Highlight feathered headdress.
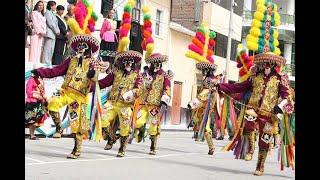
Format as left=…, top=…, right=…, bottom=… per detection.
left=141, top=6, right=154, bottom=59
left=117, top=0, right=136, bottom=53
left=185, top=22, right=216, bottom=64
left=246, top=0, right=281, bottom=55
left=67, top=0, right=98, bottom=35
left=235, top=44, right=254, bottom=82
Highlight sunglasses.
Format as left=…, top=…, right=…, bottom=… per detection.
left=77, top=42, right=89, bottom=51
left=123, top=58, right=134, bottom=64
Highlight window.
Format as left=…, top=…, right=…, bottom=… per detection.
left=213, top=32, right=240, bottom=60
left=155, top=10, right=162, bottom=36
left=101, top=0, right=113, bottom=18
left=132, top=0, right=141, bottom=22
left=214, top=32, right=227, bottom=58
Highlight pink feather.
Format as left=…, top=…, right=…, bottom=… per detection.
left=146, top=37, right=154, bottom=44
left=119, top=27, right=129, bottom=37
left=145, top=27, right=152, bottom=34
left=123, top=18, right=131, bottom=24
left=195, top=34, right=205, bottom=44
left=206, top=55, right=214, bottom=63
left=243, top=56, right=250, bottom=63
left=188, top=44, right=204, bottom=55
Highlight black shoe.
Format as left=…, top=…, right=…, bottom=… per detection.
left=216, top=136, right=224, bottom=140
left=228, top=136, right=234, bottom=141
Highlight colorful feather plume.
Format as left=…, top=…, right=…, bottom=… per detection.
left=235, top=44, right=254, bottom=82
left=141, top=6, right=154, bottom=59
left=185, top=22, right=216, bottom=63
left=117, top=0, right=136, bottom=53
left=67, top=0, right=97, bottom=35
left=246, top=0, right=281, bottom=55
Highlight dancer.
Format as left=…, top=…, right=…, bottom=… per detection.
left=185, top=22, right=221, bottom=155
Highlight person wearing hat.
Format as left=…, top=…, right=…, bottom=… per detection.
left=185, top=22, right=221, bottom=156
left=134, top=53, right=173, bottom=155
left=95, top=50, right=143, bottom=157
left=214, top=52, right=290, bottom=175
left=30, top=34, right=100, bottom=159
left=95, top=0, right=143, bottom=158
left=187, top=62, right=222, bottom=155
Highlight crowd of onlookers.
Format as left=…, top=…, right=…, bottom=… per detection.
left=25, top=0, right=119, bottom=67
left=25, top=0, right=75, bottom=66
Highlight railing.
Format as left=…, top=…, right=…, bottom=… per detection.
left=284, top=64, right=295, bottom=77
left=242, top=10, right=295, bottom=25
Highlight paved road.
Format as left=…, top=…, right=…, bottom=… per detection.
left=25, top=132, right=294, bottom=180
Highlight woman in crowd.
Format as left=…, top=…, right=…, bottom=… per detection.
left=29, top=0, right=46, bottom=64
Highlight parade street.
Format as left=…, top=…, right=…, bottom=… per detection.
left=25, top=131, right=294, bottom=180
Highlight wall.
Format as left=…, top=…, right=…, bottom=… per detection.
left=170, top=0, right=201, bottom=31
left=169, top=29, right=197, bottom=108
left=202, top=2, right=243, bottom=41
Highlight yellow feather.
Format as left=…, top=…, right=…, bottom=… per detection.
left=257, top=4, right=267, bottom=13
left=247, top=41, right=258, bottom=51
left=273, top=29, right=279, bottom=38
left=250, top=27, right=261, bottom=37
left=128, top=0, right=136, bottom=8
left=274, top=47, right=281, bottom=55
left=256, top=0, right=265, bottom=6
left=142, top=6, right=149, bottom=13
left=67, top=18, right=84, bottom=35
left=254, top=11, right=264, bottom=21
left=273, top=39, right=279, bottom=46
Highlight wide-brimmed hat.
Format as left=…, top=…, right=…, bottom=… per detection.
left=145, top=53, right=168, bottom=64
left=70, top=34, right=100, bottom=54
left=196, top=62, right=218, bottom=71
left=115, top=50, right=143, bottom=63
left=254, top=52, right=286, bottom=67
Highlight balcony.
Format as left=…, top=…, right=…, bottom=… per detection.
left=242, top=10, right=295, bottom=26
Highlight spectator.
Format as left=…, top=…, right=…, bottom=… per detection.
left=63, top=4, right=75, bottom=21
left=63, top=3, right=75, bottom=59
left=52, top=5, right=69, bottom=65
left=29, top=1, right=46, bottom=64
left=100, top=9, right=118, bottom=64
left=25, top=0, right=32, bottom=47
left=25, top=64, right=48, bottom=140
left=41, top=1, right=60, bottom=65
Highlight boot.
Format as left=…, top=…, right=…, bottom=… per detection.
left=116, top=136, right=130, bottom=157
left=137, top=126, right=145, bottom=143
left=49, top=111, right=63, bottom=138
left=104, top=126, right=118, bottom=150
left=193, top=131, right=198, bottom=140
left=204, top=131, right=215, bottom=155
left=102, top=127, right=108, bottom=141
left=254, top=147, right=269, bottom=176
left=149, top=135, right=158, bottom=155
left=67, top=133, right=83, bottom=159
left=244, top=131, right=255, bottom=161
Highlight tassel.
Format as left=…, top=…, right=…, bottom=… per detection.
left=197, top=90, right=213, bottom=141
left=129, top=97, right=141, bottom=144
